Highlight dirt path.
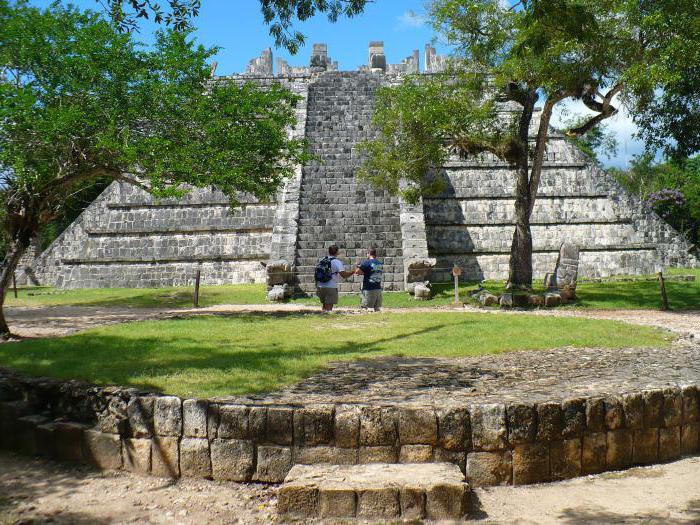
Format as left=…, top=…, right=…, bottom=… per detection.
left=1, top=451, right=699, bottom=524
left=4, top=303, right=699, bottom=340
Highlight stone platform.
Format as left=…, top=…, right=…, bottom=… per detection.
left=1, top=342, right=699, bottom=493
left=278, top=463, right=468, bottom=520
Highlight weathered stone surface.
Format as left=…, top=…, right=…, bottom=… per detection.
left=471, top=404, right=507, bottom=451
left=437, top=407, right=470, bottom=451
left=266, top=407, right=294, bottom=445
left=207, top=403, right=220, bottom=439
left=248, top=406, right=267, bottom=442
left=643, top=390, right=664, bottom=428
left=658, top=426, right=681, bottom=462
left=604, top=397, right=625, bottom=430
left=606, top=429, right=633, bottom=469
left=633, top=428, right=658, bottom=464
left=398, top=406, right=437, bottom=445
left=127, top=396, right=154, bottom=438
left=426, top=482, right=468, bottom=520
left=279, top=463, right=467, bottom=520
left=35, top=422, right=57, bottom=458
left=210, top=439, right=254, bottom=481
left=544, top=292, right=562, bottom=307
left=586, top=397, right=606, bottom=432
left=479, top=292, right=499, bottom=306
left=466, top=451, right=512, bottom=486
left=434, top=448, right=466, bottom=473
left=335, top=404, right=360, bottom=448
left=623, top=392, right=644, bottom=430
left=582, top=432, right=607, bottom=474
left=399, top=444, right=433, bottom=463
left=294, top=404, right=334, bottom=446
left=562, top=398, right=586, bottom=437
left=359, top=406, right=397, bottom=446
left=294, top=446, right=357, bottom=465
left=681, top=385, right=699, bottom=423
left=55, top=421, right=90, bottom=463
left=507, top=403, right=537, bottom=444
left=267, top=284, right=289, bottom=302
left=122, top=437, right=151, bottom=474
left=536, top=402, right=563, bottom=441
left=180, top=437, right=211, bottom=478
left=400, top=487, right=425, bottom=520
left=255, top=445, right=292, bottom=483
left=358, top=488, right=400, bottom=519
left=662, top=388, right=682, bottom=427
left=550, top=438, right=582, bottom=480
left=84, top=430, right=122, bottom=470
left=151, top=436, right=179, bottom=478
left=358, top=446, right=397, bottom=464
left=278, top=484, right=319, bottom=518
left=681, top=423, right=699, bottom=454
left=182, top=399, right=208, bottom=438
left=16, top=415, right=48, bottom=456
left=513, top=442, right=550, bottom=484
left=153, top=396, right=182, bottom=437
left=319, top=487, right=356, bottom=518
left=217, top=405, right=249, bottom=439
left=499, top=293, right=513, bottom=307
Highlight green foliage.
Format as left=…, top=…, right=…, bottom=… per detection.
left=102, top=0, right=369, bottom=54
left=0, top=313, right=670, bottom=396
left=562, top=117, right=618, bottom=165
left=358, top=72, right=517, bottom=203
left=0, top=0, right=308, bottom=244
left=611, top=154, right=700, bottom=241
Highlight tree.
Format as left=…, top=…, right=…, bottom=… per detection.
left=0, top=0, right=308, bottom=338
left=360, top=0, right=700, bottom=289
left=104, top=0, right=370, bottom=53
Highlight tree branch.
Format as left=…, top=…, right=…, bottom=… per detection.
left=566, top=83, right=623, bottom=137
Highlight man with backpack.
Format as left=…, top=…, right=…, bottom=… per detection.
left=315, top=245, right=355, bottom=312
left=354, top=247, right=383, bottom=311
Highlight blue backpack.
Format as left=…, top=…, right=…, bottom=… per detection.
left=315, top=256, right=335, bottom=283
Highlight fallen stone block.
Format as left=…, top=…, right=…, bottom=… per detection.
left=544, top=292, right=562, bottom=307
left=479, top=292, right=499, bottom=306
left=278, top=463, right=468, bottom=520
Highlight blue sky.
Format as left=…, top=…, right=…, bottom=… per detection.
left=28, top=0, right=644, bottom=168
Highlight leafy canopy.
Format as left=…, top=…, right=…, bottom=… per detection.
left=103, top=0, right=370, bottom=53
left=0, top=0, right=308, bottom=246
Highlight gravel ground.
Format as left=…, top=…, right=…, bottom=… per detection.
left=1, top=451, right=699, bottom=524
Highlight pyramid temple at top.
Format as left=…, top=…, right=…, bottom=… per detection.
left=24, top=42, right=697, bottom=292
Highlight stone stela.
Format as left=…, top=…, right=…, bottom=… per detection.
left=18, top=41, right=697, bottom=291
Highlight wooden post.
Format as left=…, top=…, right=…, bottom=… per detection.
left=194, top=269, right=201, bottom=308
left=657, top=271, right=669, bottom=311
left=452, top=265, right=462, bottom=304
left=12, top=273, right=17, bottom=299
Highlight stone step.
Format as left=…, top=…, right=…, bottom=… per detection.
left=278, top=463, right=469, bottom=520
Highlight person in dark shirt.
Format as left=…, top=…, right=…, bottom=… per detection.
left=354, top=247, right=383, bottom=311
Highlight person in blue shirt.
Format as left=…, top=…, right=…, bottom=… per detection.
left=354, top=247, right=383, bottom=311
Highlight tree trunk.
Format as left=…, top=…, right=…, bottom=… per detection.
left=0, top=241, right=28, bottom=338
left=507, top=92, right=537, bottom=290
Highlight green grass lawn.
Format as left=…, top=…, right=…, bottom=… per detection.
left=5, top=268, right=698, bottom=310
left=0, top=312, right=673, bottom=397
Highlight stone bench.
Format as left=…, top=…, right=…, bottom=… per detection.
left=278, top=462, right=469, bottom=520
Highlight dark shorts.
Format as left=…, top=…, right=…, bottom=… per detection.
left=317, top=287, right=339, bottom=305
left=361, top=289, right=382, bottom=311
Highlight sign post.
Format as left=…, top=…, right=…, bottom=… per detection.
left=452, top=265, right=462, bottom=304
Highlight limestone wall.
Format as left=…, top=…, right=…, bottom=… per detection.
left=426, top=134, right=697, bottom=282
left=1, top=368, right=698, bottom=487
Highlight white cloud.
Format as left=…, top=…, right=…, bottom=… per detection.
left=551, top=97, right=646, bottom=169
left=397, top=10, right=427, bottom=29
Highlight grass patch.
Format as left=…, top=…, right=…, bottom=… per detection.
left=5, top=268, right=698, bottom=310
left=0, top=312, right=673, bottom=397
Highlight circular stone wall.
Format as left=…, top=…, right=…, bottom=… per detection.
left=1, top=343, right=699, bottom=488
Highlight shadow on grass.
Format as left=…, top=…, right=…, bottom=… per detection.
left=0, top=314, right=458, bottom=396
